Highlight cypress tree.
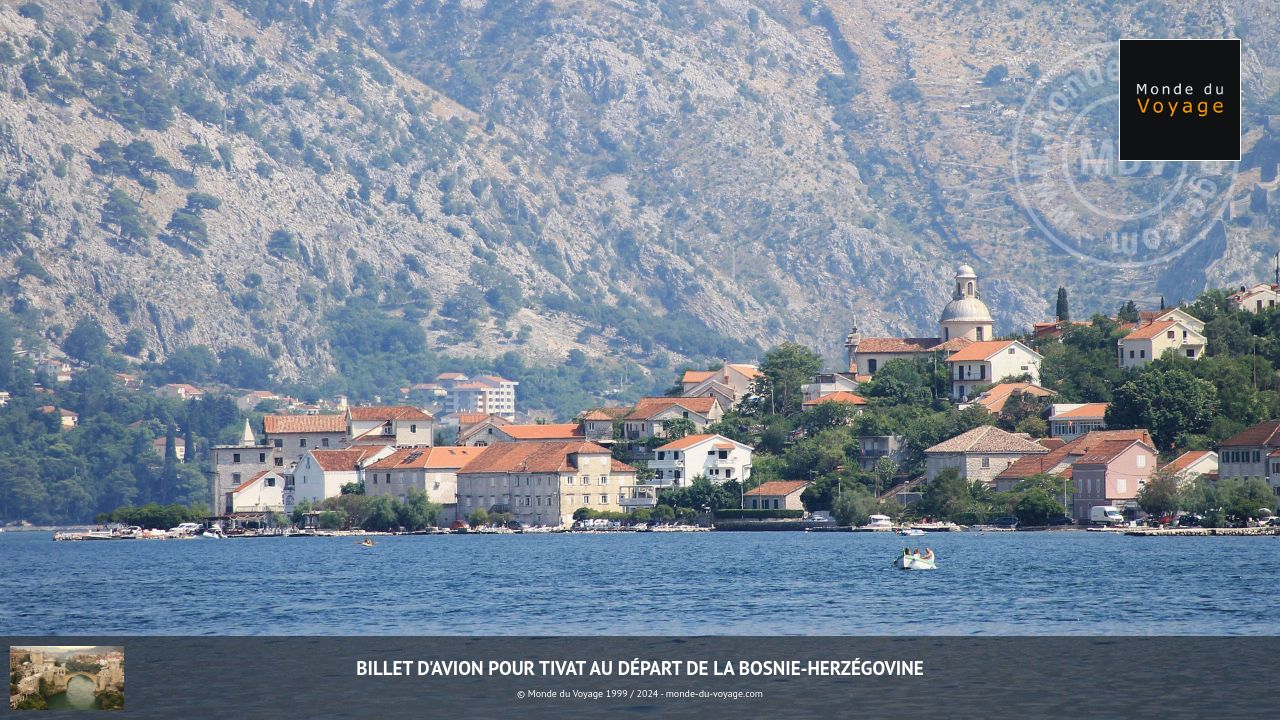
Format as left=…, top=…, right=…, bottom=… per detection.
left=1055, top=287, right=1070, bottom=322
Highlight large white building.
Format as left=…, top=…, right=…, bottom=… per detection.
left=648, top=433, right=753, bottom=487
left=456, top=441, right=637, bottom=528
left=943, top=340, right=1043, bottom=401
left=440, top=374, right=519, bottom=421
left=285, top=445, right=394, bottom=513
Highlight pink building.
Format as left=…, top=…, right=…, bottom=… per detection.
left=1070, top=438, right=1156, bottom=522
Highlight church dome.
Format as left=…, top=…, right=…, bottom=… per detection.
left=955, top=264, right=977, bottom=278
left=940, top=296, right=993, bottom=323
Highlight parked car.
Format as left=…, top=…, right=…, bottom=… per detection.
left=1046, top=515, right=1075, bottom=526
left=1176, top=514, right=1201, bottom=527
left=992, top=516, right=1020, bottom=529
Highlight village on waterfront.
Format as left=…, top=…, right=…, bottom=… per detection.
left=13, top=264, right=1280, bottom=542
left=8, top=646, right=123, bottom=711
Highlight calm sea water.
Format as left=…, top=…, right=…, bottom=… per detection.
left=2, top=530, right=1277, bottom=635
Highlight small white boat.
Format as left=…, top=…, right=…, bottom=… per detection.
left=201, top=526, right=226, bottom=539
left=894, top=550, right=937, bottom=570
left=899, top=528, right=926, bottom=536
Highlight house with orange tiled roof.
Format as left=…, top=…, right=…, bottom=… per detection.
left=157, top=383, right=205, bottom=401
left=944, top=340, right=1042, bottom=401
left=288, top=445, right=395, bottom=512
left=801, top=391, right=868, bottom=409
left=347, top=405, right=434, bottom=446
left=622, top=397, right=724, bottom=441
left=743, top=480, right=810, bottom=511
left=1230, top=282, right=1280, bottom=313
left=1163, top=450, right=1218, bottom=483
left=842, top=265, right=993, bottom=377
left=1047, top=403, right=1109, bottom=440
left=262, top=413, right=349, bottom=467
left=679, top=363, right=762, bottom=408
left=1117, top=313, right=1205, bottom=369
left=649, top=434, right=753, bottom=487
left=964, top=382, right=1056, bottom=414
left=458, top=420, right=585, bottom=447
left=38, top=405, right=78, bottom=429
left=456, top=441, right=637, bottom=527
left=1069, top=437, right=1156, bottom=522
left=1216, top=421, right=1280, bottom=497
left=993, top=425, right=1157, bottom=491
left=227, top=469, right=286, bottom=514
left=364, top=446, right=486, bottom=517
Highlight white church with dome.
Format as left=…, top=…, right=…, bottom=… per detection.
left=843, top=264, right=1041, bottom=401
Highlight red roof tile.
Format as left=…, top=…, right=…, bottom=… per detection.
left=944, top=340, right=1018, bottom=362
left=625, top=396, right=720, bottom=420
left=853, top=337, right=942, bottom=353
left=348, top=405, right=433, bottom=422
left=309, top=447, right=387, bottom=472
left=802, top=391, right=868, bottom=407
left=366, top=446, right=484, bottom=470
left=1218, top=421, right=1280, bottom=448
left=263, top=414, right=346, bottom=434
left=744, top=480, right=809, bottom=497
left=458, top=441, right=614, bottom=474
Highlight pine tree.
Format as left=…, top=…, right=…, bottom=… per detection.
left=1055, top=287, right=1070, bottom=322
left=1117, top=300, right=1139, bottom=323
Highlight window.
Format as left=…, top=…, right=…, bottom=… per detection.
left=599, top=476, right=607, bottom=484
left=322, top=438, right=330, bottom=448
left=1139, top=350, right=1146, bottom=359
left=232, top=472, right=241, bottom=483
left=274, top=439, right=283, bottom=448
left=410, top=424, right=417, bottom=433
left=567, top=476, right=574, bottom=484
left=266, top=477, right=276, bottom=487
left=300, top=438, right=307, bottom=448
left=600, top=494, right=608, bottom=504
left=718, top=451, right=728, bottom=459
left=1166, top=330, right=1175, bottom=339
left=232, top=453, right=241, bottom=463
left=1136, top=455, right=1146, bottom=468
left=751, top=499, right=759, bottom=509
left=976, top=327, right=984, bottom=341
left=867, top=359, right=878, bottom=373
left=1008, top=347, right=1015, bottom=354
left=1129, top=350, right=1135, bottom=359
left=259, top=453, right=266, bottom=463
left=274, top=457, right=283, bottom=467
left=1117, top=478, right=1127, bottom=493
left=1253, top=450, right=1261, bottom=463
left=1187, top=349, right=1196, bottom=358
left=981, top=457, right=990, bottom=468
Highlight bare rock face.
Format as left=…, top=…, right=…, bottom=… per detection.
left=1, top=1, right=1276, bottom=379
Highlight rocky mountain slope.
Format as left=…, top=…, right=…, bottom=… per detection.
left=1, top=0, right=1278, bottom=388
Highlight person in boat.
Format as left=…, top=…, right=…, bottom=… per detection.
left=911, top=547, right=920, bottom=557
left=922, top=547, right=934, bottom=560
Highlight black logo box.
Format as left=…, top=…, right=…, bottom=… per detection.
left=1119, top=38, right=1241, bottom=162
